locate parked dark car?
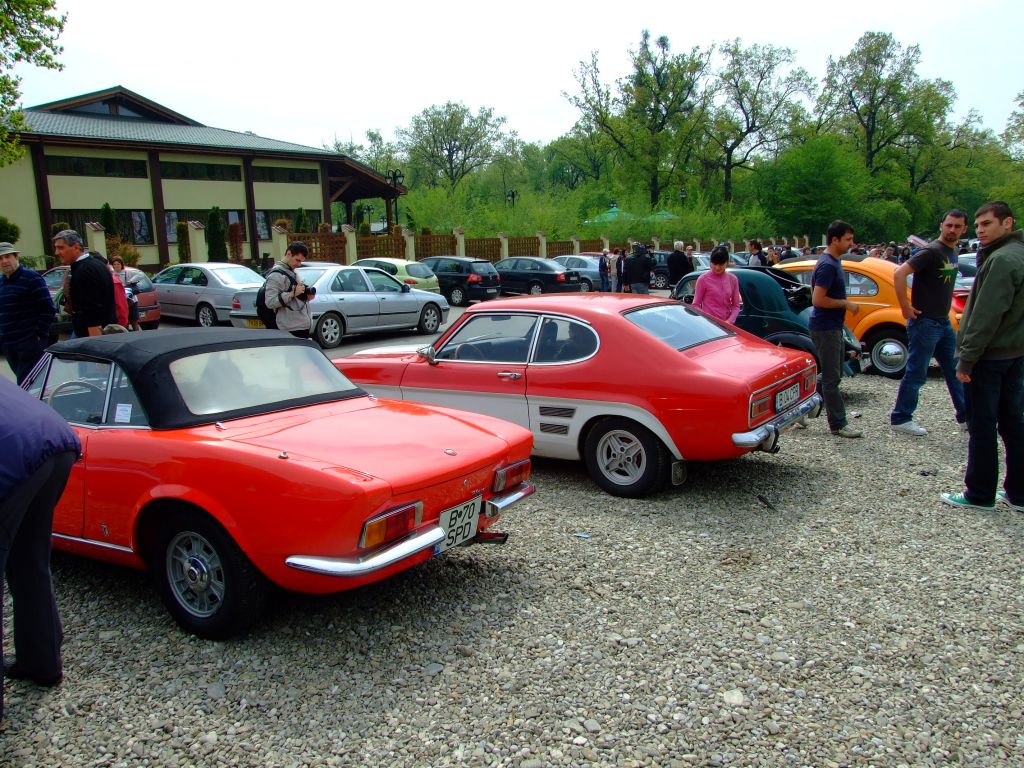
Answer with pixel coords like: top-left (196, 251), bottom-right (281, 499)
top-left (673, 266), bottom-right (861, 376)
top-left (649, 251), bottom-right (672, 289)
top-left (419, 255), bottom-right (501, 306)
top-left (494, 257), bottom-right (581, 295)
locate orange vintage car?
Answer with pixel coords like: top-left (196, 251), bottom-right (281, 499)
top-left (333, 294), bottom-right (822, 498)
top-left (778, 256), bottom-right (959, 378)
top-left (22, 329), bottom-right (534, 639)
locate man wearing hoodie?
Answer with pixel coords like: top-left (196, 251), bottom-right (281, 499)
top-left (265, 242), bottom-right (313, 339)
top-left (941, 201), bottom-right (1024, 512)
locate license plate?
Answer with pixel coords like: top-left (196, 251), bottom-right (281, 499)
top-left (435, 496), bottom-right (481, 552)
top-left (568, 276), bottom-right (578, 282)
top-left (246, 319), bottom-right (266, 329)
top-left (486, 288), bottom-right (497, 295)
top-left (775, 383), bottom-right (800, 412)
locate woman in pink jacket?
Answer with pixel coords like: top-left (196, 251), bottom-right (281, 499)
top-left (693, 246), bottom-right (741, 323)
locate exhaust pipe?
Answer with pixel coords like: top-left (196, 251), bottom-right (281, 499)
top-left (474, 530), bottom-right (508, 545)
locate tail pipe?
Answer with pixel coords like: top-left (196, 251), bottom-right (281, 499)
top-left (474, 530), bottom-right (509, 545)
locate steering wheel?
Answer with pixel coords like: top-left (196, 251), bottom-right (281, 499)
top-left (47, 380), bottom-right (105, 414)
top-left (456, 344), bottom-right (484, 361)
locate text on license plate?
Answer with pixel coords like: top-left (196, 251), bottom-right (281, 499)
top-left (775, 383), bottom-right (800, 412)
top-left (435, 496), bottom-right (481, 553)
top-left (246, 319), bottom-right (266, 329)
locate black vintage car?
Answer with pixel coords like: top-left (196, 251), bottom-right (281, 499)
top-left (673, 266), bottom-right (861, 375)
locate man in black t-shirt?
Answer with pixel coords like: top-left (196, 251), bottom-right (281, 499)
top-left (889, 210), bottom-right (968, 436)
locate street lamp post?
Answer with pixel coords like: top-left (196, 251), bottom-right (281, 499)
top-left (386, 169), bottom-right (405, 228)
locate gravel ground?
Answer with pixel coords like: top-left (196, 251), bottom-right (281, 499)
top-left (3, 373), bottom-right (1022, 767)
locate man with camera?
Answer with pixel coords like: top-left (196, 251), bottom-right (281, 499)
top-left (265, 241), bottom-right (314, 339)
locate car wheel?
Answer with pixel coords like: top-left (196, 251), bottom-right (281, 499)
top-left (151, 511), bottom-right (269, 639)
top-left (417, 304), bottom-right (442, 334)
top-left (315, 312), bottom-right (345, 348)
top-left (653, 273), bottom-right (669, 290)
top-left (584, 417), bottom-right (667, 498)
top-left (195, 303), bottom-right (217, 328)
top-left (580, 279), bottom-right (593, 293)
top-left (528, 282), bottom-right (544, 295)
top-left (448, 286), bottom-right (468, 306)
top-left (140, 321), bottom-right (159, 331)
top-left (866, 328), bottom-right (908, 379)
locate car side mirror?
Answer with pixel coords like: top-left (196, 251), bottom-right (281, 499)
top-left (682, 294), bottom-right (694, 305)
top-left (401, 284), bottom-right (411, 293)
top-left (417, 345), bottom-right (437, 365)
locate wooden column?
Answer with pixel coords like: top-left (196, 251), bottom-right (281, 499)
top-left (242, 157), bottom-right (260, 262)
top-left (29, 143), bottom-right (52, 257)
top-left (320, 162), bottom-right (331, 229)
top-left (147, 150), bottom-right (169, 264)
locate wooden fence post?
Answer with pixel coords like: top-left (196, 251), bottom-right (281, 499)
top-left (454, 228), bottom-right (465, 257)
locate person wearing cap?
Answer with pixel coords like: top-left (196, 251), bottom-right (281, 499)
top-left (0, 242), bottom-right (56, 383)
top-left (52, 230), bottom-right (114, 338)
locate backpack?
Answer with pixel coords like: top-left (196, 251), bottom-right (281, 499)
top-left (255, 267), bottom-right (296, 329)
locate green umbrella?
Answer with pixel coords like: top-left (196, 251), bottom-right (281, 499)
top-left (642, 210), bottom-right (680, 223)
top-left (587, 205), bottom-right (637, 224)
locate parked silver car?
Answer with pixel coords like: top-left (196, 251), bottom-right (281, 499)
top-left (230, 265), bottom-right (450, 348)
top-left (152, 262), bottom-right (264, 327)
top-left (553, 254), bottom-right (604, 291)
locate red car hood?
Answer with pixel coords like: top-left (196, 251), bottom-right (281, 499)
top-left (687, 336), bottom-right (814, 387)
top-left (220, 398), bottom-right (516, 494)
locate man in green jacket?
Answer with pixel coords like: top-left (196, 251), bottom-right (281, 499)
top-left (941, 201), bottom-right (1024, 511)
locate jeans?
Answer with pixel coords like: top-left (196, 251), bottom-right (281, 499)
top-left (2, 338), bottom-right (46, 385)
top-left (891, 317), bottom-right (965, 425)
top-left (810, 328), bottom-right (846, 431)
top-left (630, 283), bottom-right (650, 295)
top-left (600, 274), bottom-right (610, 292)
top-left (963, 357), bottom-right (1024, 505)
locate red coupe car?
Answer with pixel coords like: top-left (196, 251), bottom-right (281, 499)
top-left (333, 294), bottom-right (822, 498)
top-left (23, 329), bottom-right (534, 638)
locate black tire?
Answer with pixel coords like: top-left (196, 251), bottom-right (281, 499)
top-left (580, 278), bottom-right (593, 293)
top-left (315, 312), bottom-right (345, 348)
top-left (528, 282), bottom-right (544, 295)
top-left (448, 285), bottom-right (468, 306)
top-left (583, 417), bottom-right (668, 498)
top-left (652, 273), bottom-right (669, 290)
top-left (417, 304), bottom-right (442, 334)
top-left (151, 511), bottom-right (269, 639)
top-left (865, 327), bottom-right (908, 379)
top-left (195, 303), bottom-right (217, 328)
top-left (140, 321), bottom-right (159, 331)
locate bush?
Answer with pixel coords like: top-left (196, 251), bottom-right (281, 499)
top-left (294, 207), bottom-right (311, 233)
top-left (176, 221), bottom-right (191, 263)
top-left (357, 222), bottom-right (371, 236)
top-left (50, 221), bottom-right (70, 236)
top-left (227, 222), bottom-right (244, 261)
top-left (99, 203), bottom-right (118, 238)
top-left (0, 215), bottom-right (19, 243)
top-left (318, 221), bottom-right (332, 232)
top-left (206, 207), bottom-right (227, 262)
top-left (273, 217), bottom-right (293, 231)
top-left (115, 242), bottom-right (141, 266)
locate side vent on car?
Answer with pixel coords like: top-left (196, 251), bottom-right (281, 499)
top-left (538, 406), bottom-right (576, 419)
top-left (539, 423), bottom-right (569, 435)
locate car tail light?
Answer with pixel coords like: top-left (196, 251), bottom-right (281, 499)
top-left (802, 369), bottom-right (816, 392)
top-left (750, 394), bottom-right (772, 422)
top-left (557, 273), bottom-right (566, 282)
top-left (404, 278), bottom-right (417, 285)
top-left (231, 297), bottom-right (241, 310)
top-left (359, 501), bottom-right (423, 549)
top-left (492, 459), bottom-right (531, 492)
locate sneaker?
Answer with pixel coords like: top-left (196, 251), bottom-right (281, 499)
top-left (940, 492), bottom-right (994, 511)
top-left (996, 491), bottom-right (1024, 512)
top-left (831, 425), bottom-right (863, 438)
top-left (892, 420), bottom-right (928, 436)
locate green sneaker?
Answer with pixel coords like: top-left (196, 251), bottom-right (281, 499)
top-left (996, 491), bottom-right (1024, 512)
top-left (940, 492), bottom-right (994, 511)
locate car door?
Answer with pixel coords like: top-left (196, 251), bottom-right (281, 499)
top-left (176, 266), bottom-right (210, 318)
top-left (365, 269), bottom-right (420, 328)
top-left (321, 268), bottom-right (380, 332)
top-left (152, 266), bottom-right (184, 317)
top-left (496, 259), bottom-right (524, 293)
top-left (400, 312), bottom-right (535, 427)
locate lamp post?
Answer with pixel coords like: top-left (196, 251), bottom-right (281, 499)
top-left (506, 189), bottom-right (519, 208)
top-left (379, 215), bottom-right (387, 235)
top-left (386, 169), bottom-right (405, 227)
top-left (680, 189), bottom-right (688, 206)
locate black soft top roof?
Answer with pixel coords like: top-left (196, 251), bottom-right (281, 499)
top-left (46, 329), bottom-right (360, 429)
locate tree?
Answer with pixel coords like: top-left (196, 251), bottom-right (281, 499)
top-left (294, 207), bottom-right (311, 233)
top-left (1003, 90), bottom-right (1024, 160)
top-left (99, 202), bottom-right (118, 237)
top-left (567, 31), bottom-right (713, 208)
top-left (703, 40), bottom-right (813, 202)
top-left (397, 102), bottom-right (508, 190)
top-left (227, 221), bottom-right (244, 260)
top-left (206, 207), bottom-right (227, 261)
top-left (0, 214), bottom-right (20, 242)
top-left (1, 0), bottom-right (66, 166)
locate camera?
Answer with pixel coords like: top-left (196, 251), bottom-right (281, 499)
top-left (300, 285), bottom-right (316, 300)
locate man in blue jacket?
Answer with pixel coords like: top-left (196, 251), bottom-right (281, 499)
top-left (0, 377), bottom-right (80, 720)
top-left (0, 242), bottom-right (55, 383)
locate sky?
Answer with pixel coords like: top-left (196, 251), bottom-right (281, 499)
top-left (12, 0), bottom-right (1024, 153)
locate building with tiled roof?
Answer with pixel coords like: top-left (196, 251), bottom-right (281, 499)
top-left (1, 87), bottom-right (402, 263)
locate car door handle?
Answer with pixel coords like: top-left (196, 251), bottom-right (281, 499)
top-left (497, 371), bottom-right (522, 379)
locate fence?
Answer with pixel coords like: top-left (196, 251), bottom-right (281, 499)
top-left (414, 234), bottom-right (457, 259)
top-left (548, 240), bottom-right (574, 256)
top-left (508, 236), bottom-right (540, 257)
top-left (295, 232), bottom-right (347, 263)
top-left (465, 238), bottom-right (502, 261)
top-left (355, 235), bottom-right (405, 260)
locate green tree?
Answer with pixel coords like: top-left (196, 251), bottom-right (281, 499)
top-left (1002, 90), bottom-right (1024, 160)
top-left (397, 102), bottom-right (508, 191)
top-left (1, 0), bottom-right (66, 167)
top-left (0, 214), bottom-right (20, 242)
top-left (294, 207), bottom-right (311, 233)
top-left (703, 40), bottom-right (813, 202)
top-left (99, 202), bottom-right (118, 237)
top-left (206, 207), bottom-right (227, 261)
top-left (567, 31), bottom-right (713, 208)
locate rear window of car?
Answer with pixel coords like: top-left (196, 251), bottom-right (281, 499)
top-left (470, 261), bottom-right (498, 275)
top-left (297, 267), bottom-right (328, 285)
top-left (625, 303), bottom-right (730, 351)
top-left (125, 269), bottom-right (153, 292)
top-left (406, 263), bottom-right (434, 278)
top-left (215, 266), bottom-right (264, 286)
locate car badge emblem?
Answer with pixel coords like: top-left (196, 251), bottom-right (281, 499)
top-left (444, 448), bottom-right (458, 456)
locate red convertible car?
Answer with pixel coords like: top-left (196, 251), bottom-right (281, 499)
top-left (333, 294), bottom-right (822, 498)
top-left (23, 329), bottom-right (534, 639)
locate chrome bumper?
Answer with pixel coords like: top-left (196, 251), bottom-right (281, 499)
top-left (731, 393), bottom-right (823, 452)
top-left (284, 482), bottom-right (535, 578)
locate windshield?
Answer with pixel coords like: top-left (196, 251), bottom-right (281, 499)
top-left (170, 345), bottom-right (360, 415)
top-left (469, 262), bottom-right (498, 275)
top-left (297, 267), bottom-right (329, 285)
top-left (625, 303), bottom-right (730, 351)
top-left (216, 266), bottom-right (264, 286)
top-left (406, 263), bottom-right (434, 278)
